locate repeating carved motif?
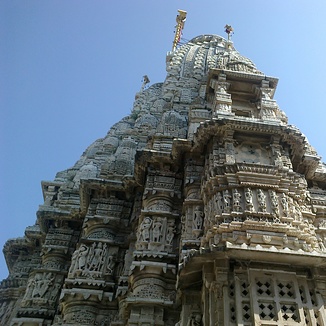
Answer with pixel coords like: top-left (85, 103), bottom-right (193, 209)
top-left (144, 175), bottom-right (182, 197)
top-left (232, 189), bottom-right (242, 212)
top-left (86, 230), bottom-right (115, 241)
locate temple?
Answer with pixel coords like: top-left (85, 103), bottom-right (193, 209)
top-left (1, 22), bottom-right (326, 326)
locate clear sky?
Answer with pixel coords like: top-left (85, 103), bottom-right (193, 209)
top-left (1, 0), bottom-right (326, 280)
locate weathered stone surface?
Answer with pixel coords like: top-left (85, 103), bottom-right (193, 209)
top-left (1, 33), bottom-right (326, 325)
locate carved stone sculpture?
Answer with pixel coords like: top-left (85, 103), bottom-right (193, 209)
top-left (2, 30), bottom-right (326, 326)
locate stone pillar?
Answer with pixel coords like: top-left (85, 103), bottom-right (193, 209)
top-left (16, 221), bottom-right (77, 323)
top-left (210, 74), bottom-right (233, 116)
top-left (257, 80), bottom-right (279, 121)
top-left (126, 170), bottom-right (181, 325)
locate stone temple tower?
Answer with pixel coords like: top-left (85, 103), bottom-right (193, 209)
top-left (1, 31), bottom-right (326, 325)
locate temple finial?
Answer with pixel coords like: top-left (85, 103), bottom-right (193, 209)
top-left (172, 10), bottom-right (187, 51)
top-left (224, 24), bottom-right (234, 41)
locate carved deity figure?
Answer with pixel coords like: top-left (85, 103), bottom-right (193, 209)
top-left (153, 218), bottom-right (163, 242)
top-left (32, 273), bottom-right (44, 298)
top-left (69, 247), bottom-right (80, 276)
top-left (69, 242), bottom-right (109, 277)
top-left (232, 189), bottom-right (242, 212)
top-left (166, 223), bottom-right (175, 245)
top-left (215, 192), bottom-right (223, 214)
top-left (22, 277), bottom-right (35, 301)
top-left (77, 245), bottom-right (89, 271)
top-left (269, 190), bottom-right (279, 216)
top-left (193, 206), bottom-right (203, 230)
top-left (244, 188), bottom-right (254, 212)
top-left (281, 193), bottom-right (289, 216)
top-left (294, 202), bottom-right (302, 221)
top-left (139, 217), bottom-right (152, 242)
top-left (223, 190), bottom-right (232, 213)
top-left (274, 149), bottom-right (283, 167)
top-left (257, 189), bottom-right (267, 212)
top-left (107, 254), bottom-right (116, 275)
top-left (41, 273), bottom-right (55, 298)
top-left (89, 242), bottom-right (107, 272)
top-left (29, 272), bottom-right (54, 298)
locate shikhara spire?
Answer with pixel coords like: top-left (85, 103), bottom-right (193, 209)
top-left (1, 12), bottom-right (326, 326)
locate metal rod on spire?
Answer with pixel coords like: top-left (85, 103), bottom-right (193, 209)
top-left (172, 10), bottom-right (187, 51)
top-left (224, 24), bottom-right (234, 41)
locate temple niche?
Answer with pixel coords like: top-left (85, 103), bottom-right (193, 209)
top-left (1, 14), bottom-right (326, 326)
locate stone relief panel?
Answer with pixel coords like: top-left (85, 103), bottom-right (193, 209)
top-left (202, 188), bottom-right (319, 251)
top-left (204, 188), bottom-right (298, 219)
top-left (68, 242), bottom-right (118, 279)
top-left (21, 272), bottom-right (63, 308)
top-left (182, 205), bottom-right (204, 242)
top-left (136, 217), bottom-right (175, 252)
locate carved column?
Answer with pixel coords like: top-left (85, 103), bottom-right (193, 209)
top-left (126, 170), bottom-right (181, 325)
top-left (257, 80), bottom-right (279, 121)
top-left (210, 73), bottom-right (233, 116)
top-left (14, 220), bottom-right (78, 324)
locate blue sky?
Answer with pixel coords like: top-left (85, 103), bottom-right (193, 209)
top-left (1, 1), bottom-right (326, 280)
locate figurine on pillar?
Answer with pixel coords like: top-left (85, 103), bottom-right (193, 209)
top-left (211, 73), bottom-right (233, 116)
top-left (281, 193), bottom-right (289, 216)
top-left (193, 206), bottom-right (204, 230)
top-left (269, 190), bottom-right (280, 217)
top-left (232, 188), bottom-right (242, 212)
top-left (215, 192), bottom-right (223, 215)
top-left (223, 190), bottom-right (232, 213)
top-left (257, 189), bottom-right (267, 212)
top-left (244, 188), bottom-right (254, 212)
top-left (139, 217), bottom-right (152, 242)
top-left (153, 218), bottom-right (163, 243)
